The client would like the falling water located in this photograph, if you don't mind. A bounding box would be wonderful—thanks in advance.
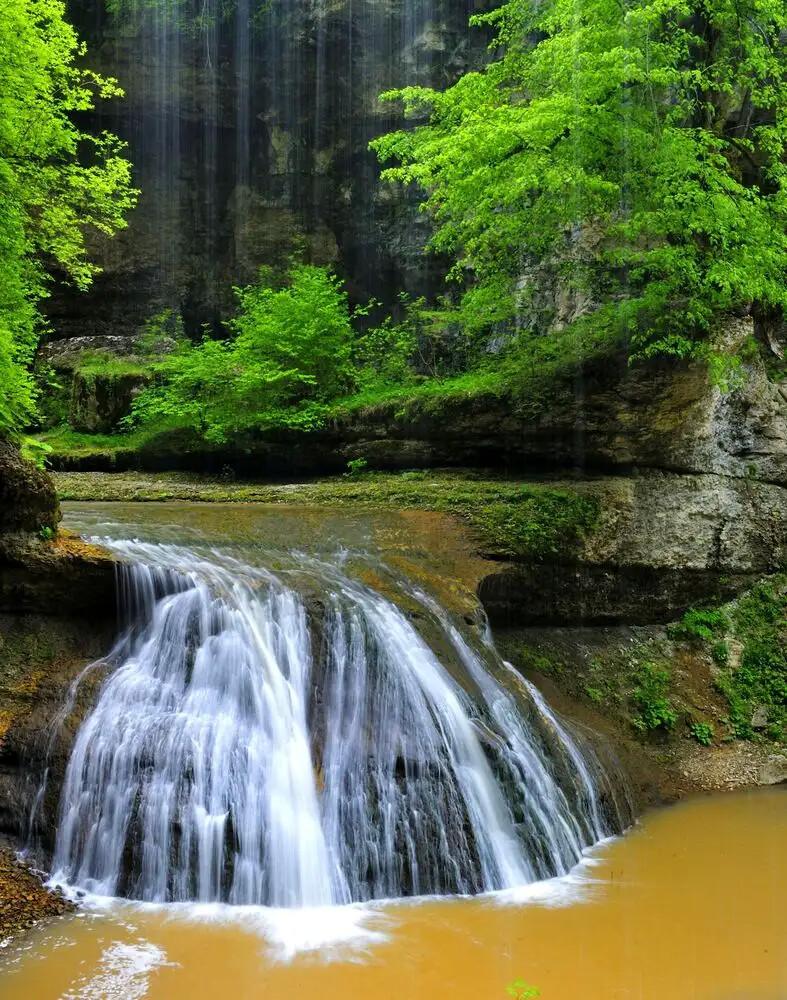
[51,539,626,906]
[86,0,488,337]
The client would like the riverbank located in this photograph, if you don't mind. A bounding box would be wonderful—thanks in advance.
[0,849,73,942]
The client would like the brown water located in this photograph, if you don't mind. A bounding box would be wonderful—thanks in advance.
[3,788,784,1000]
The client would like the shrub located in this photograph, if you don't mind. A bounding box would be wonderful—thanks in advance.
[129,265,356,442]
[688,721,714,746]
[632,664,678,732]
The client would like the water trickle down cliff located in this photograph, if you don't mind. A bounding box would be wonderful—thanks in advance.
[50,0,489,342]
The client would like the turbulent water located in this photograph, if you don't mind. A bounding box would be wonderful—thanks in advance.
[49,538,626,906]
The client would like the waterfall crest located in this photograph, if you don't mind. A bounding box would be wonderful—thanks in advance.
[52,539,625,906]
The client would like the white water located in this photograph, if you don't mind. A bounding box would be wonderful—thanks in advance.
[50,538,624,907]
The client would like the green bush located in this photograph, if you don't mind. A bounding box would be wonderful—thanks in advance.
[129,265,357,442]
[688,721,714,746]
[669,607,729,644]
[631,664,678,732]
[345,458,369,476]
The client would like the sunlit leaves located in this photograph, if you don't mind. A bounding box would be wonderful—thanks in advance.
[129,265,358,443]
[0,0,136,437]
[373,0,787,356]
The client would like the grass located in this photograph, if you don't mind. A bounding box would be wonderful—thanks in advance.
[71,351,150,379]
[37,424,158,460]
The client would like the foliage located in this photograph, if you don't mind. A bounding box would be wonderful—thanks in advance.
[506,982,540,1000]
[345,458,369,476]
[129,265,357,443]
[688,720,714,746]
[672,581,786,742]
[20,434,53,469]
[669,607,729,643]
[373,0,787,360]
[352,299,420,392]
[0,0,135,438]
[716,579,787,740]
[631,664,678,732]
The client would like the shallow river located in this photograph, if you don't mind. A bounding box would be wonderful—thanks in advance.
[2,790,784,999]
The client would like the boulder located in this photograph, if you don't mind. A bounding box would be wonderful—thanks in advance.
[0,441,58,535]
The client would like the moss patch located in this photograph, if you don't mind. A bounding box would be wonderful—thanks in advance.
[53,469,599,562]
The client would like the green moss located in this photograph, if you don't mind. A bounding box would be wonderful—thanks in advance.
[49,469,600,563]
[511,646,566,679]
[468,490,599,560]
[36,421,180,464]
[72,351,150,379]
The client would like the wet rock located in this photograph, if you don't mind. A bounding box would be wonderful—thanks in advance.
[0,532,119,618]
[758,755,787,785]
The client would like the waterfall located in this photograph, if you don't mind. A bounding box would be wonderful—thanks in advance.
[51,539,625,906]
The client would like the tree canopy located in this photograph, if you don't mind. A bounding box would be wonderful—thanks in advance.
[373,0,787,360]
[0,0,136,437]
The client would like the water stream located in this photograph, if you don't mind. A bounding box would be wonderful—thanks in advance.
[48,521,623,906]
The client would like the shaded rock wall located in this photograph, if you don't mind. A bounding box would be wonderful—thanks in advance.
[51,0,491,341]
[479,473,787,626]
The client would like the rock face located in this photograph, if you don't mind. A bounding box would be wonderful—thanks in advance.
[479,473,787,625]
[331,337,787,487]
[37,338,153,434]
[49,0,491,342]
[0,612,115,850]
[0,443,119,853]
[69,371,147,434]
[0,441,58,536]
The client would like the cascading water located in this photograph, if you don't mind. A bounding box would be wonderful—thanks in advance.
[50,538,626,906]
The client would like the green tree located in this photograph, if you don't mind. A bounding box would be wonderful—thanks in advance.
[373,0,787,360]
[0,0,136,438]
[130,265,358,442]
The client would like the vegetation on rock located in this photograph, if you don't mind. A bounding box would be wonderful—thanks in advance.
[374,0,787,365]
[673,579,787,742]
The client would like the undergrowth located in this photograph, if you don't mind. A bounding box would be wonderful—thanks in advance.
[673,578,787,742]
